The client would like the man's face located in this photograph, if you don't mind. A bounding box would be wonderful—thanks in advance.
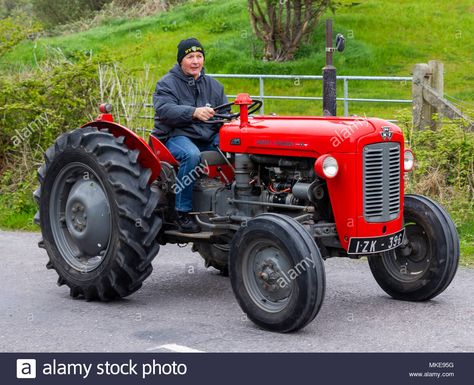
[180,52,204,79]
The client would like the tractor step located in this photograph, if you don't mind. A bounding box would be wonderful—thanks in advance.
[164,230,214,239]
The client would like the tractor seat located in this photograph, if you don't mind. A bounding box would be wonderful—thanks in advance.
[200,151,227,166]
[149,135,227,166]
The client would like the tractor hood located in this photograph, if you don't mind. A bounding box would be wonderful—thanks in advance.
[219,115,403,157]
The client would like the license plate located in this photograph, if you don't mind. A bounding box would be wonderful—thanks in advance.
[347,229,405,255]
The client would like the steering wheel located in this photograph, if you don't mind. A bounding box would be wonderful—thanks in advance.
[203,99,263,124]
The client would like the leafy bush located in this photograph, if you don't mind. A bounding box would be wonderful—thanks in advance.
[0,0,33,19]
[0,47,153,230]
[0,50,107,229]
[0,52,101,158]
[400,117,474,263]
[403,122,474,200]
[31,0,112,27]
[0,15,41,57]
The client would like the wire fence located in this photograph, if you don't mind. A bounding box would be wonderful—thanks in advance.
[207,74,413,118]
[134,74,413,125]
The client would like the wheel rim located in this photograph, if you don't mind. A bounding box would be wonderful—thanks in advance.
[381,222,431,283]
[242,240,294,313]
[49,162,112,272]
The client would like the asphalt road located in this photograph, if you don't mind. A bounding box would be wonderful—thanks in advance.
[0,230,473,352]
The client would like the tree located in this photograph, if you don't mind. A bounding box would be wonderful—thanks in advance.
[248,0,331,62]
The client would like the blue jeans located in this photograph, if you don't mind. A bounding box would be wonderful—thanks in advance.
[165,135,219,212]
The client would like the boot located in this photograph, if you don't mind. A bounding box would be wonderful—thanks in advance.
[176,211,201,233]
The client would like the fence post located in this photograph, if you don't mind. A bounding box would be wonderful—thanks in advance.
[343,78,349,116]
[429,60,444,129]
[323,19,337,116]
[259,77,265,114]
[412,63,431,129]
[412,61,445,129]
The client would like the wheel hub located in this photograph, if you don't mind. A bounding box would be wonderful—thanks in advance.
[71,202,87,232]
[65,179,111,257]
[253,249,292,302]
[406,233,428,262]
[258,262,280,285]
[382,223,431,282]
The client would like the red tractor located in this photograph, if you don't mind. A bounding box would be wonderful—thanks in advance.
[34,94,459,332]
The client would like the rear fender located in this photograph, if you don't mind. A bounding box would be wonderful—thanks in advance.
[81,120,161,183]
[149,135,179,166]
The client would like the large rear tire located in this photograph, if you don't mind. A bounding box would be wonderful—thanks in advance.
[34,127,161,300]
[230,213,325,332]
[368,194,459,301]
[193,241,229,276]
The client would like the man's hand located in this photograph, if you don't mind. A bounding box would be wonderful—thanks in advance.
[192,107,215,121]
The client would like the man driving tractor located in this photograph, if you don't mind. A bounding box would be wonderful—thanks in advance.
[152,38,228,233]
[34,36,460,333]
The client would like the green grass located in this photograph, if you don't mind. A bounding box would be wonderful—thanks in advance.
[458,219,474,267]
[1,0,473,119]
[447,197,474,267]
[0,210,37,231]
[0,195,37,231]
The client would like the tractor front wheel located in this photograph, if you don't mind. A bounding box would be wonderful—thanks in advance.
[230,213,325,332]
[368,194,459,301]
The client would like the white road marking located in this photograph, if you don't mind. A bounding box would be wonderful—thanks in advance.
[146,344,204,353]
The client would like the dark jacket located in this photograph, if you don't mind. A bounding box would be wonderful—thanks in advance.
[152,64,228,142]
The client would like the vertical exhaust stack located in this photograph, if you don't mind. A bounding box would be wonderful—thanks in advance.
[323,19,345,117]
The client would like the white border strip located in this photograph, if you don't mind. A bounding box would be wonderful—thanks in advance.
[147,344,204,353]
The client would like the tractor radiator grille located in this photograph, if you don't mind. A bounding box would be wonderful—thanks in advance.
[363,142,401,222]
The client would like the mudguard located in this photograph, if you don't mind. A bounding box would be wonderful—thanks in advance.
[149,135,179,166]
[81,119,161,183]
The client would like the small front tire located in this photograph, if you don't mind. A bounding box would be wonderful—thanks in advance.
[230,213,325,332]
[368,194,459,301]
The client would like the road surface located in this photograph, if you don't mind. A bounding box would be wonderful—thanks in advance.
[0,230,472,352]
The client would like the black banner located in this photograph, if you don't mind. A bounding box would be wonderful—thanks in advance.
[5,353,470,385]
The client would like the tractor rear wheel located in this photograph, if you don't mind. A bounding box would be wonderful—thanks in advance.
[229,213,325,332]
[193,241,229,275]
[368,194,459,301]
[34,126,161,300]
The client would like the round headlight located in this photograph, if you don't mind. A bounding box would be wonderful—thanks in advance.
[322,156,339,178]
[314,155,339,179]
[404,149,414,171]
